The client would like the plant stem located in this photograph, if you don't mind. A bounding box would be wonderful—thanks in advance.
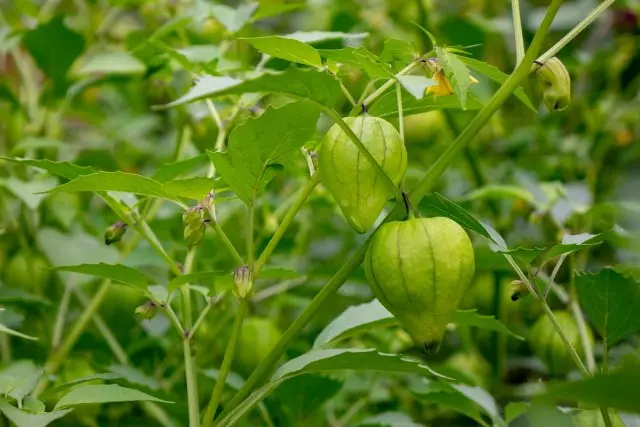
[137,220,183,276]
[208,221,244,266]
[51,286,71,349]
[219,3,567,419]
[247,198,256,270]
[324,108,404,204]
[184,339,200,427]
[544,254,567,299]
[202,299,249,427]
[536,0,616,64]
[511,0,526,65]
[396,82,405,141]
[568,255,596,372]
[339,80,356,106]
[253,173,321,276]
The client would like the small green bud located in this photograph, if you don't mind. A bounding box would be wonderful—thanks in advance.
[135,300,157,321]
[182,204,211,247]
[509,280,530,301]
[233,265,253,299]
[535,57,571,112]
[104,221,127,245]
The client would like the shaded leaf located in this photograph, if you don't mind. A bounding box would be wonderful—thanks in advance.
[50,263,154,292]
[575,267,640,345]
[1,177,57,210]
[157,68,342,110]
[210,2,258,33]
[461,185,535,204]
[527,402,575,427]
[542,233,608,261]
[209,102,320,205]
[252,3,306,21]
[412,380,489,426]
[152,154,210,182]
[419,193,492,240]
[242,36,321,68]
[75,51,146,76]
[358,411,423,427]
[368,88,483,118]
[283,31,368,44]
[1,157,96,180]
[459,56,536,112]
[54,384,172,410]
[0,401,73,427]
[452,310,524,340]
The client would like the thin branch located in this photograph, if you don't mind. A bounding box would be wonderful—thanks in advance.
[512,0,526,65]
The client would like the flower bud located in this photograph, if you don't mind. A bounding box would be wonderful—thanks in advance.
[104,221,127,245]
[182,204,211,247]
[535,57,571,112]
[509,280,530,301]
[233,265,253,299]
[135,300,157,321]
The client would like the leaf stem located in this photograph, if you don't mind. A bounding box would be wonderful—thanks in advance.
[511,0,526,65]
[202,298,249,427]
[247,197,256,271]
[396,82,405,141]
[253,173,321,276]
[208,221,244,266]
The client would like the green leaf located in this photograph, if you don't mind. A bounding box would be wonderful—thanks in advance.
[1,157,96,180]
[396,75,438,99]
[167,271,224,294]
[157,68,342,110]
[412,380,491,426]
[542,233,608,261]
[452,310,525,340]
[313,299,522,348]
[368,88,483,118]
[217,348,447,426]
[108,365,160,391]
[435,47,472,110]
[542,361,640,413]
[283,31,368,44]
[527,402,575,427]
[575,267,640,346]
[51,263,155,292]
[379,39,416,67]
[242,36,321,68]
[54,384,172,410]
[75,51,146,76]
[320,47,394,79]
[0,361,42,404]
[461,185,535,204]
[22,15,84,95]
[459,56,536,112]
[152,154,210,182]
[0,400,73,427]
[46,172,219,201]
[419,193,492,240]
[358,411,422,427]
[0,323,37,341]
[210,2,258,33]
[272,375,343,423]
[313,299,397,348]
[208,101,320,205]
[505,402,529,423]
[1,177,57,209]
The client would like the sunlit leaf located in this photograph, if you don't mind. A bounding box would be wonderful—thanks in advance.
[241,36,322,68]
[54,384,172,410]
[51,263,155,292]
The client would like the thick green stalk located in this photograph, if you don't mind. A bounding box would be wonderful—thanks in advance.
[202,299,249,427]
[182,248,200,427]
[253,173,321,276]
[218,2,567,420]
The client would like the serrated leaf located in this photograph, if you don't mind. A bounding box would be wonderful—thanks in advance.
[152,154,210,182]
[75,51,146,76]
[46,172,219,201]
[51,263,155,292]
[218,348,447,426]
[575,267,640,345]
[412,380,490,426]
[0,400,73,427]
[379,39,416,67]
[54,384,171,410]
[1,157,96,180]
[313,299,522,349]
[320,47,393,79]
[208,102,320,205]
[157,68,342,110]
[542,232,608,261]
[272,375,343,423]
[542,361,640,414]
[368,88,483,118]
[459,56,536,112]
[435,47,472,110]
[242,36,321,68]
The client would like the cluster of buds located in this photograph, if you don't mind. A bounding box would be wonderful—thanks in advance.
[183,192,215,247]
[509,280,531,301]
[104,221,128,245]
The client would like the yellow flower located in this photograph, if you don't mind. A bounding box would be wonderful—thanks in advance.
[426,68,479,97]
